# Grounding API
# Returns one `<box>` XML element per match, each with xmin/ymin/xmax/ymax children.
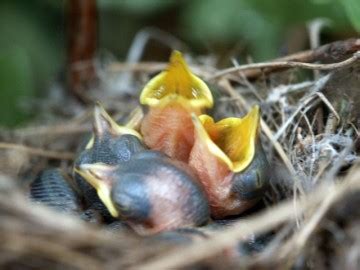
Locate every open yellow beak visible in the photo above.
<box><xmin>139</xmin><ymin>50</ymin><xmax>213</xmax><ymax>109</ymax></box>
<box><xmin>192</xmin><ymin>106</ymin><xmax>260</xmax><ymax>173</ymax></box>
<box><xmin>86</xmin><ymin>103</ymin><xmax>143</xmax><ymax>149</ymax></box>
<box><xmin>74</xmin><ymin>163</ymin><xmax>119</xmax><ymax>217</ymax></box>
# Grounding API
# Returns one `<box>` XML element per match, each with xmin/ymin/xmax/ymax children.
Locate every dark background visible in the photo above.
<box><xmin>0</xmin><ymin>0</ymin><xmax>359</xmax><ymax>126</ymax></box>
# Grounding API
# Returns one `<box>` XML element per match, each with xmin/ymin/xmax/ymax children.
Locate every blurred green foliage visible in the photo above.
<box><xmin>341</xmin><ymin>0</ymin><xmax>360</xmax><ymax>32</ymax></box>
<box><xmin>0</xmin><ymin>0</ymin><xmax>357</xmax><ymax>127</ymax></box>
<box><xmin>183</xmin><ymin>0</ymin><xmax>351</xmax><ymax>59</ymax></box>
<box><xmin>0</xmin><ymin>0</ymin><xmax>62</xmax><ymax>127</ymax></box>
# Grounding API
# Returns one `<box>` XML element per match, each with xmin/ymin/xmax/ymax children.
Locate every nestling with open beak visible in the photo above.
<box><xmin>140</xmin><ymin>50</ymin><xmax>213</xmax><ymax>162</ymax></box>
<box><xmin>73</xmin><ymin>103</ymin><xmax>146</xmax><ymax>219</ymax></box>
<box><xmin>189</xmin><ymin>106</ymin><xmax>270</xmax><ymax>218</ymax></box>
<box><xmin>75</xmin><ymin>151</ymin><xmax>210</xmax><ymax>235</ymax></box>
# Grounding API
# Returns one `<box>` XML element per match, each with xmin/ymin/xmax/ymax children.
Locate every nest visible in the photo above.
<box><xmin>0</xmin><ymin>38</ymin><xmax>360</xmax><ymax>269</ymax></box>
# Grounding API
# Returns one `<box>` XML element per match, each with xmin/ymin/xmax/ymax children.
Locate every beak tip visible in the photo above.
<box><xmin>94</xmin><ymin>105</ymin><xmax>105</xmax><ymax>120</ymax></box>
<box><xmin>77</xmin><ymin>163</ymin><xmax>92</xmax><ymax>172</ymax></box>
<box><xmin>169</xmin><ymin>50</ymin><xmax>187</xmax><ymax>68</ymax></box>
<box><xmin>170</xmin><ymin>50</ymin><xmax>182</xmax><ymax>59</ymax></box>
<box><xmin>94</xmin><ymin>102</ymin><xmax>103</xmax><ymax>115</ymax></box>
<box><xmin>191</xmin><ymin>114</ymin><xmax>202</xmax><ymax>129</ymax></box>
<box><xmin>111</xmin><ymin>210</ymin><xmax>119</xmax><ymax>218</ymax></box>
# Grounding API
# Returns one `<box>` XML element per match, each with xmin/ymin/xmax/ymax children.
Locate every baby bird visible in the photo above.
<box><xmin>189</xmin><ymin>106</ymin><xmax>270</xmax><ymax>218</ymax></box>
<box><xmin>30</xmin><ymin>168</ymin><xmax>81</xmax><ymax>213</ymax></box>
<box><xmin>75</xmin><ymin>151</ymin><xmax>210</xmax><ymax>235</ymax></box>
<box><xmin>140</xmin><ymin>50</ymin><xmax>213</xmax><ymax>162</ymax></box>
<box><xmin>29</xmin><ymin>168</ymin><xmax>104</xmax><ymax>224</ymax></box>
<box><xmin>73</xmin><ymin>103</ymin><xmax>146</xmax><ymax>220</ymax></box>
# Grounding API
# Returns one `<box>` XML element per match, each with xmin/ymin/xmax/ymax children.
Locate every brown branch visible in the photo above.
<box><xmin>107</xmin><ymin>39</ymin><xmax>360</xmax><ymax>81</ymax></box>
<box><xmin>275</xmin><ymin>38</ymin><xmax>360</xmax><ymax>63</ymax></box>
<box><xmin>229</xmin><ymin>38</ymin><xmax>360</xmax><ymax>80</ymax></box>
<box><xmin>210</xmin><ymin>50</ymin><xmax>360</xmax><ymax>81</ymax></box>
<box><xmin>0</xmin><ymin>143</ymin><xmax>75</xmax><ymax>160</ymax></box>
<box><xmin>67</xmin><ymin>0</ymin><xmax>98</xmax><ymax>102</ymax></box>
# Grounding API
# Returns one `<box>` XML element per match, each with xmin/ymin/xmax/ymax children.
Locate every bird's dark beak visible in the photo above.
<box><xmin>94</xmin><ymin>102</ymin><xmax>142</xmax><ymax>139</ymax></box>
<box><xmin>74</xmin><ymin>163</ymin><xmax>119</xmax><ymax>217</ymax></box>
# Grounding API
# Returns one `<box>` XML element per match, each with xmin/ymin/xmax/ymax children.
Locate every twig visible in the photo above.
<box><xmin>278</xmin><ymin>184</ymin><xmax>336</xmax><ymax>265</ymax></box>
<box><xmin>315</xmin><ymin>92</ymin><xmax>340</xmax><ymax>124</ymax></box>
<box><xmin>10</xmin><ymin>109</ymin><xmax>93</xmax><ymax>138</ymax></box>
<box><xmin>107</xmin><ymin>39</ymin><xmax>360</xmax><ymax>83</ymax></box>
<box><xmin>107</xmin><ymin>62</ymin><xmax>213</xmax><ymax>78</ymax></box>
<box><xmin>261</xmin><ymin>120</ymin><xmax>296</xmax><ymax>176</ymax></box>
<box><xmin>12</xmin><ymin>124</ymin><xmax>90</xmax><ymax>137</ymax></box>
<box><xmin>209</xmin><ymin>51</ymin><xmax>360</xmax><ymax>81</ymax></box>
<box><xmin>231</xmin><ymin>58</ymin><xmax>263</xmax><ymax>101</ymax></box>
<box><xmin>274</xmin><ymin>74</ymin><xmax>330</xmax><ymax>141</ymax></box>
<box><xmin>307</xmin><ymin>18</ymin><xmax>331</xmax><ymax>79</ymax></box>
<box><xmin>0</xmin><ymin>194</ymin><xmax>112</xmax><ymax>244</ymax></box>
<box><xmin>0</xmin><ymin>143</ymin><xmax>75</xmax><ymax>160</ymax></box>
<box><xmin>299</xmin><ymin>111</ymin><xmax>316</xmax><ymax>179</ymax></box>
<box><xmin>1</xmin><ymin>233</ymin><xmax>102</xmax><ymax>270</ymax></box>
<box><xmin>324</xmin><ymin>144</ymin><xmax>353</xmax><ymax>182</ymax></box>
<box><xmin>222</xmin><ymin>38</ymin><xmax>360</xmax><ymax>80</ymax></box>
<box><xmin>307</xmin><ymin>19</ymin><xmax>331</xmax><ymax>51</ymax></box>
<box><xmin>266</xmin><ymin>81</ymin><xmax>314</xmax><ymax>104</ymax></box>
<box><xmin>274</xmin><ymin>95</ymin><xmax>316</xmax><ymax>141</ymax></box>
<box><xmin>107</xmin><ymin>62</ymin><xmax>166</xmax><ymax>73</ymax></box>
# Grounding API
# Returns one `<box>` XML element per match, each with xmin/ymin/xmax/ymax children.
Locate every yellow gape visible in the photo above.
<box><xmin>140</xmin><ymin>50</ymin><xmax>213</xmax><ymax>109</ymax></box>
<box><xmin>192</xmin><ymin>105</ymin><xmax>260</xmax><ymax>172</ymax></box>
<box><xmin>139</xmin><ymin>51</ymin><xmax>214</xmax><ymax>162</ymax></box>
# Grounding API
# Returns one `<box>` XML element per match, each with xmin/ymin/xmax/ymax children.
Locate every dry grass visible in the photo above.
<box><xmin>0</xmin><ymin>39</ymin><xmax>359</xmax><ymax>269</ymax></box>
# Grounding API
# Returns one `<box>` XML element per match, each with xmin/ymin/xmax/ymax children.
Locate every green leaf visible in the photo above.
<box><xmin>0</xmin><ymin>1</ymin><xmax>62</xmax><ymax>126</ymax></box>
<box><xmin>341</xmin><ymin>0</ymin><xmax>360</xmax><ymax>32</ymax></box>
<box><xmin>182</xmin><ymin>0</ymin><xmax>282</xmax><ymax>60</ymax></box>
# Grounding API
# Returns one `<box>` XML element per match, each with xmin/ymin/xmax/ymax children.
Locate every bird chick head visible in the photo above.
<box><xmin>189</xmin><ymin>106</ymin><xmax>269</xmax><ymax>217</ymax></box>
<box><xmin>85</xmin><ymin>103</ymin><xmax>142</xmax><ymax>150</ymax></box>
<box><xmin>75</xmin><ymin>152</ymin><xmax>210</xmax><ymax>235</ymax></box>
